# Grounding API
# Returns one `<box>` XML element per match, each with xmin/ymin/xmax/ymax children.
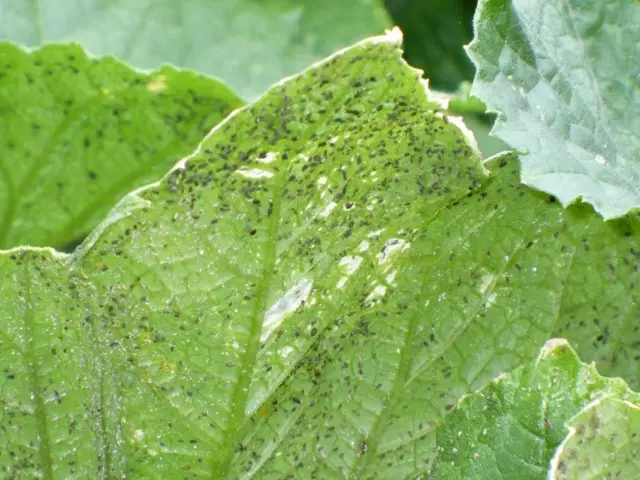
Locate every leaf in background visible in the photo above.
<box><xmin>434</xmin><ymin>339</ymin><xmax>640</xmax><ymax>478</ymax></box>
<box><xmin>459</xmin><ymin>113</ymin><xmax>509</xmax><ymax>158</ymax></box>
<box><xmin>1</xmin><ymin>31</ymin><xmax>639</xmax><ymax>479</ymax></box>
<box><xmin>0</xmin><ymin>0</ymin><xmax>391</xmax><ymax>99</ymax></box>
<box><xmin>468</xmin><ymin>0</ymin><xmax>640</xmax><ymax>220</ymax></box>
<box><xmin>385</xmin><ymin>0</ymin><xmax>477</xmax><ymax>91</ymax></box>
<box><xmin>550</xmin><ymin>397</ymin><xmax>640</xmax><ymax>479</ymax></box>
<box><xmin>0</xmin><ymin>43</ymin><xmax>242</xmax><ymax>250</ymax></box>
<box><xmin>433</xmin><ymin>82</ymin><xmax>510</xmax><ymax>158</ymax></box>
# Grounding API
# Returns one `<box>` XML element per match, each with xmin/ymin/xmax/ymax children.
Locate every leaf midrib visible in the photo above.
<box><xmin>23</xmin><ymin>260</ymin><xmax>54</xmax><ymax>479</ymax></box>
<box><xmin>212</xmin><ymin>167</ymin><xmax>285</xmax><ymax>478</ymax></box>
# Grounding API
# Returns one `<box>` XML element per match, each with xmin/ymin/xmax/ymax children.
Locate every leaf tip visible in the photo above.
<box><xmin>384</xmin><ymin>26</ymin><xmax>403</xmax><ymax>46</ymax></box>
<box><xmin>542</xmin><ymin>338</ymin><xmax>570</xmax><ymax>355</ymax></box>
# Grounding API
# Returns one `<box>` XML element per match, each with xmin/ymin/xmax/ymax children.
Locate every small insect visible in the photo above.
<box><xmin>357</xmin><ymin>440</ymin><xmax>368</xmax><ymax>456</ymax></box>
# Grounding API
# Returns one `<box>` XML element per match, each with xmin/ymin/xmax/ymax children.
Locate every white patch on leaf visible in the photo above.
<box><xmin>147</xmin><ymin>75</ymin><xmax>166</xmax><ymax>92</ymax></box>
<box><xmin>377</xmin><ymin>238</ymin><xmax>410</xmax><ymax>264</ymax></box>
<box><xmin>320</xmin><ymin>202</ymin><xmax>337</xmax><ymax>217</ymax></box>
<box><xmin>339</xmin><ymin>255</ymin><xmax>363</xmax><ymax>275</ymax></box>
<box><xmin>261</xmin><ymin>278</ymin><xmax>313</xmax><ymax>341</ymax></box>
<box><xmin>362</xmin><ymin>285</ymin><xmax>387</xmax><ymax>306</ymax></box>
<box><xmin>358</xmin><ymin>240</ymin><xmax>370</xmax><ymax>252</ymax></box>
<box><xmin>236</xmin><ymin>168</ymin><xmax>274</xmax><ymax>179</ymax></box>
<box><xmin>257</xmin><ymin>152</ymin><xmax>277</xmax><ymax>163</ymax></box>
<box><xmin>279</xmin><ymin>346</ymin><xmax>294</xmax><ymax>358</ymax></box>
<box><xmin>479</xmin><ymin>274</ymin><xmax>495</xmax><ymax>294</ymax></box>
<box><xmin>385</xmin><ymin>270</ymin><xmax>397</xmax><ymax>285</ymax></box>
<box><xmin>485</xmin><ymin>293</ymin><xmax>497</xmax><ymax>306</ymax></box>
<box><xmin>367</xmin><ymin>229</ymin><xmax>385</xmax><ymax>238</ymax></box>
<box><xmin>595</xmin><ymin>154</ymin><xmax>607</xmax><ymax>165</ymax></box>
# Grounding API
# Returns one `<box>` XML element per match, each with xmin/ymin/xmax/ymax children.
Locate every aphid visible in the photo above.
<box><xmin>357</xmin><ymin>440</ymin><xmax>368</xmax><ymax>456</ymax></box>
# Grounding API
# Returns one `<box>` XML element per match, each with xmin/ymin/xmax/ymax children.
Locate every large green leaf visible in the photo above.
<box><xmin>0</xmin><ymin>0</ymin><xmax>391</xmax><ymax>99</ymax></box>
<box><xmin>467</xmin><ymin>0</ymin><xmax>640</xmax><ymax>219</ymax></box>
<box><xmin>434</xmin><ymin>339</ymin><xmax>640</xmax><ymax>478</ymax></box>
<box><xmin>1</xmin><ymin>30</ymin><xmax>639</xmax><ymax>478</ymax></box>
<box><xmin>0</xmin><ymin>42</ymin><xmax>242</xmax><ymax>250</ymax></box>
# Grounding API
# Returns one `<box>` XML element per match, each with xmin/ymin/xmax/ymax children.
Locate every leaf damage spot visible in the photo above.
<box><xmin>365</xmin><ymin>284</ymin><xmax>387</xmax><ymax>303</ymax></box>
<box><xmin>256</xmin><ymin>152</ymin><xmax>277</xmax><ymax>164</ymax></box>
<box><xmin>235</xmin><ymin>168</ymin><xmax>274</xmax><ymax>179</ymax></box>
<box><xmin>377</xmin><ymin>238</ymin><xmax>410</xmax><ymax>265</ymax></box>
<box><xmin>261</xmin><ymin>278</ymin><xmax>313</xmax><ymax>342</ymax></box>
<box><xmin>385</xmin><ymin>269</ymin><xmax>397</xmax><ymax>285</ymax></box>
<box><xmin>338</xmin><ymin>255</ymin><xmax>363</xmax><ymax>275</ymax></box>
<box><xmin>358</xmin><ymin>240</ymin><xmax>370</xmax><ymax>252</ymax></box>
<box><xmin>146</xmin><ymin>74</ymin><xmax>167</xmax><ymax>92</ymax></box>
<box><xmin>479</xmin><ymin>273</ymin><xmax>495</xmax><ymax>294</ymax></box>
<box><xmin>336</xmin><ymin>255</ymin><xmax>363</xmax><ymax>289</ymax></box>
<box><xmin>320</xmin><ymin>201</ymin><xmax>337</xmax><ymax>217</ymax></box>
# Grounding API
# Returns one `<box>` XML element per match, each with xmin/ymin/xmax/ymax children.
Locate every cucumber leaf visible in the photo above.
<box><xmin>468</xmin><ymin>0</ymin><xmax>640</xmax><ymax>219</ymax></box>
<box><xmin>434</xmin><ymin>339</ymin><xmax>640</xmax><ymax>479</ymax></box>
<box><xmin>1</xmin><ymin>30</ymin><xmax>639</xmax><ymax>479</ymax></box>
<box><xmin>0</xmin><ymin>0</ymin><xmax>391</xmax><ymax>99</ymax></box>
<box><xmin>0</xmin><ymin>43</ymin><xmax>242</xmax><ymax>249</ymax></box>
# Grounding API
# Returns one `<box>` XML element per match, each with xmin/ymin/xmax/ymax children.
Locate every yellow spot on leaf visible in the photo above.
<box><xmin>147</xmin><ymin>74</ymin><xmax>167</xmax><ymax>93</ymax></box>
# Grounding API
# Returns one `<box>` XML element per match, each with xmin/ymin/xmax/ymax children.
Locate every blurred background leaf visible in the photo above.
<box><xmin>385</xmin><ymin>0</ymin><xmax>477</xmax><ymax>92</ymax></box>
<box><xmin>0</xmin><ymin>0</ymin><xmax>391</xmax><ymax>100</ymax></box>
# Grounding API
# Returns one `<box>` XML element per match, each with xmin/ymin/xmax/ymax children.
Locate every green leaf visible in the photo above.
<box><xmin>550</xmin><ymin>397</ymin><xmax>640</xmax><ymax>479</ymax></box>
<box><xmin>447</xmin><ymin>81</ymin><xmax>488</xmax><ymax>115</ymax></box>
<box><xmin>434</xmin><ymin>339</ymin><xmax>640</xmax><ymax>479</ymax></box>
<box><xmin>0</xmin><ymin>29</ymin><xmax>483</xmax><ymax>478</ymax></box>
<box><xmin>432</xmin><ymin>83</ymin><xmax>510</xmax><ymax>158</ymax></box>
<box><xmin>1</xmin><ymin>30</ymin><xmax>639</xmax><ymax>478</ymax></box>
<box><xmin>0</xmin><ymin>0</ymin><xmax>391</xmax><ymax>99</ymax></box>
<box><xmin>467</xmin><ymin>0</ymin><xmax>640</xmax><ymax>219</ymax></box>
<box><xmin>0</xmin><ymin>42</ymin><xmax>242</xmax><ymax>250</ymax></box>
<box><xmin>459</xmin><ymin>113</ymin><xmax>510</xmax><ymax>158</ymax></box>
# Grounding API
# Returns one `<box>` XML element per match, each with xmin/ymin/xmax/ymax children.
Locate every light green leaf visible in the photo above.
<box><xmin>1</xmin><ymin>29</ymin><xmax>484</xmax><ymax>478</ymax></box>
<box><xmin>0</xmin><ymin>42</ymin><xmax>242</xmax><ymax>250</ymax></box>
<box><xmin>467</xmin><ymin>0</ymin><xmax>640</xmax><ymax>219</ymax></box>
<box><xmin>1</xmin><ymin>30</ymin><xmax>639</xmax><ymax>479</ymax></box>
<box><xmin>550</xmin><ymin>397</ymin><xmax>640</xmax><ymax>479</ymax></box>
<box><xmin>0</xmin><ymin>0</ymin><xmax>391</xmax><ymax>99</ymax></box>
<box><xmin>433</xmin><ymin>339</ymin><xmax>640</xmax><ymax>479</ymax></box>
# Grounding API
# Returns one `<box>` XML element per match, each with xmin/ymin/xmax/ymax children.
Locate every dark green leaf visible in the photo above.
<box><xmin>386</xmin><ymin>0</ymin><xmax>477</xmax><ymax>91</ymax></box>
